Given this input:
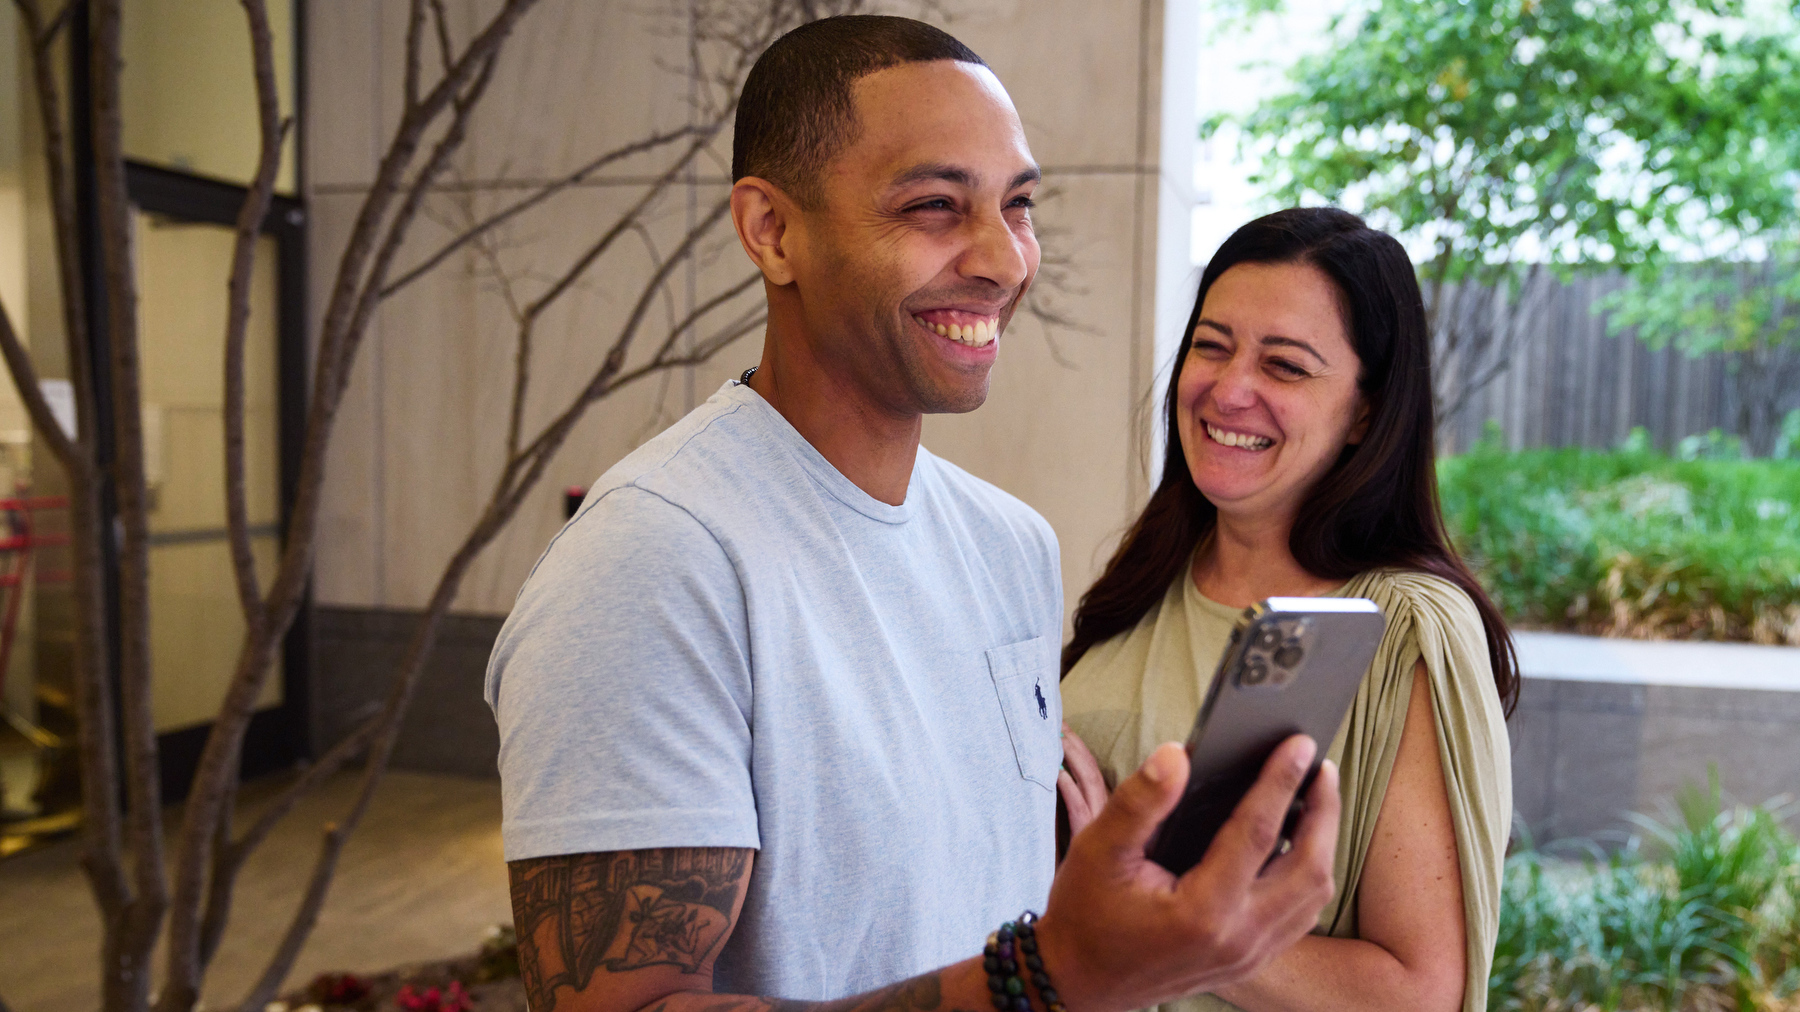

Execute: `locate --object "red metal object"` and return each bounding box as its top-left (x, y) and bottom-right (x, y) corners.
top-left (0, 495), bottom-right (70, 705)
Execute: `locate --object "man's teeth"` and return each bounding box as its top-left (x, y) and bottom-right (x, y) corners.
top-left (914, 315), bottom-right (998, 347)
top-left (1206, 423), bottom-right (1274, 450)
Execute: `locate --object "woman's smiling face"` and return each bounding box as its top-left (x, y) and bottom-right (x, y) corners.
top-left (1176, 260), bottom-right (1370, 525)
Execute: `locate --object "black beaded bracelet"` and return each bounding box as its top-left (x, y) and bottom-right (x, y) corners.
top-left (983, 912), bottom-right (1064, 1012)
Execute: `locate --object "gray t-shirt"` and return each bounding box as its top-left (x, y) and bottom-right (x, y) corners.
top-left (486, 380), bottom-right (1064, 1000)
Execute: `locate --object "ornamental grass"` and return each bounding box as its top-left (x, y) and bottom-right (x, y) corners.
top-left (1492, 781), bottom-right (1800, 1012)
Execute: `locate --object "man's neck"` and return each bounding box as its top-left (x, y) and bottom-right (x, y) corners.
top-left (745, 339), bottom-right (921, 508)
top-left (1192, 507), bottom-right (1342, 607)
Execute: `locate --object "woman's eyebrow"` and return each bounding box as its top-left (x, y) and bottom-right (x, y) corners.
top-left (1195, 318), bottom-right (1232, 336)
top-left (1260, 335), bottom-right (1327, 366)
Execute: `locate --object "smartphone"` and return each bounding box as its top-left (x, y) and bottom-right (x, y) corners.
top-left (1145, 597), bottom-right (1386, 876)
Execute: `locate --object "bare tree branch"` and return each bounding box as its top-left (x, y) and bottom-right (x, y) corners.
top-left (233, 716), bottom-right (382, 861)
top-left (194, 763), bottom-right (240, 972)
top-left (9, 1), bottom-right (127, 956)
top-left (509, 195), bottom-right (736, 477)
top-left (222, 0), bottom-right (290, 631)
top-left (381, 125), bottom-right (706, 300)
top-left (403, 0), bottom-right (427, 112)
top-left (0, 301), bottom-right (78, 468)
top-left (428, 0), bottom-right (456, 75)
top-left (90, 4), bottom-right (170, 1011)
top-left (334, 50), bottom-right (501, 408)
top-left (234, 823), bottom-right (349, 1012)
top-left (159, 4), bottom-right (544, 1003)
top-left (479, 240), bottom-right (536, 463)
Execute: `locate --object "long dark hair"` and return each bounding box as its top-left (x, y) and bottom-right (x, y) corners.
top-left (1063, 207), bottom-right (1519, 715)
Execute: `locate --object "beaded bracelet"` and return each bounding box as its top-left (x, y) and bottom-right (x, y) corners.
top-left (984, 911), bottom-right (1064, 1012)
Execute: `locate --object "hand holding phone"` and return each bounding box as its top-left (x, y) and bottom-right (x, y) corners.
top-left (1037, 736), bottom-right (1343, 1012)
top-left (1146, 597), bottom-right (1384, 876)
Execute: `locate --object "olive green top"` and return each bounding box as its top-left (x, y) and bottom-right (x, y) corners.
top-left (1061, 567), bottom-right (1511, 1012)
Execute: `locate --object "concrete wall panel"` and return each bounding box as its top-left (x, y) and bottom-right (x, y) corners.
top-left (307, 0), bottom-right (1167, 621)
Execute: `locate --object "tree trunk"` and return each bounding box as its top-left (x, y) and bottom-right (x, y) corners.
top-left (89, 2), bottom-right (168, 1009)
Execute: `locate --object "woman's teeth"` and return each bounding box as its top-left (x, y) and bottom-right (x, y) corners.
top-left (915, 315), bottom-right (998, 347)
top-left (1206, 423), bottom-right (1274, 450)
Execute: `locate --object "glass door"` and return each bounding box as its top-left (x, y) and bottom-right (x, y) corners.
top-left (124, 163), bottom-right (310, 802)
top-left (135, 210), bottom-right (285, 735)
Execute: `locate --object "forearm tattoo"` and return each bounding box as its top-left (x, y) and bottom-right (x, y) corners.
top-left (510, 848), bottom-right (750, 1005)
top-left (510, 849), bottom-right (982, 1012)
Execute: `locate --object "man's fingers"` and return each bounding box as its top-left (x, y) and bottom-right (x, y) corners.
top-left (1080, 741), bottom-right (1188, 859)
top-left (1290, 758), bottom-right (1341, 864)
top-left (1255, 758), bottom-right (1340, 913)
top-left (1182, 735), bottom-right (1317, 896)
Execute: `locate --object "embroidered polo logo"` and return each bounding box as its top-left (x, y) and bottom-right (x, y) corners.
top-left (1035, 681), bottom-right (1048, 719)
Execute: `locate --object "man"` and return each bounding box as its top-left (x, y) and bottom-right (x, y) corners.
top-left (486, 15), bottom-right (1339, 1012)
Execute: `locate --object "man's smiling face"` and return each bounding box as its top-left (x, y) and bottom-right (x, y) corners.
top-left (786, 59), bottom-right (1041, 415)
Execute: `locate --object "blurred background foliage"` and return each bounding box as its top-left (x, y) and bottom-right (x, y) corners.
top-left (1492, 779), bottom-right (1800, 1012)
top-left (1438, 426), bottom-right (1800, 644)
top-left (1235, 0), bottom-right (1800, 276)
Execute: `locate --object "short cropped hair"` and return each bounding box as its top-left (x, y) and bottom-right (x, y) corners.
top-left (732, 15), bottom-right (987, 208)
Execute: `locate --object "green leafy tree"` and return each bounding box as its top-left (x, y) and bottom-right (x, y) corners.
top-left (1598, 9), bottom-right (1800, 458)
top-left (1601, 246), bottom-right (1800, 456)
top-left (1226, 0), bottom-right (1800, 432)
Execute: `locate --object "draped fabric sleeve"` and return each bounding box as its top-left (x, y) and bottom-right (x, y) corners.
top-left (1330, 570), bottom-right (1513, 1012)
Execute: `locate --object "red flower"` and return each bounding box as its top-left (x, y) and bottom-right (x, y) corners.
top-left (309, 972), bottom-right (372, 1005)
top-left (394, 982), bottom-right (471, 1012)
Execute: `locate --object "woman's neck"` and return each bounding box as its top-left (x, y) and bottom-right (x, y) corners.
top-left (1192, 509), bottom-right (1344, 608)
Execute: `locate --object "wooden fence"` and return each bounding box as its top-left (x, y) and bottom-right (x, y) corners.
top-left (1438, 273), bottom-right (1748, 455)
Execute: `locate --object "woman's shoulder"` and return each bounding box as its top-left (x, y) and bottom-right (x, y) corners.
top-left (1347, 567), bottom-right (1486, 637)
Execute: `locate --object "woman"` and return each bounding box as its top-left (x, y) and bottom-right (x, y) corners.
top-left (1058, 208), bottom-right (1516, 1012)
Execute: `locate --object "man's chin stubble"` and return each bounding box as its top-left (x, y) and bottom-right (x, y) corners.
top-left (916, 376), bottom-right (991, 415)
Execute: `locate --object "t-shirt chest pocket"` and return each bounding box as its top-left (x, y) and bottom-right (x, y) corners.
top-left (986, 637), bottom-right (1061, 790)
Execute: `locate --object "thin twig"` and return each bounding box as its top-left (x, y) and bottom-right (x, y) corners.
top-left (507, 305), bottom-right (767, 506)
top-left (334, 50), bottom-right (500, 408)
top-left (0, 301), bottom-right (77, 467)
top-left (509, 195), bottom-right (735, 476)
top-left (222, 0), bottom-right (290, 631)
top-left (428, 0), bottom-right (455, 74)
top-left (515, 136), bottom-right (724, 335)
top-left (35, 0), bottom-right (72, 43)
top-left (380, 125), bottom-right (706, 300)
top-left (403, 0), bottom-right (426, 111)
top-left (231, 716), bottom-right (382, 862)
top-left (235, 824), bottom-right (349, 1012)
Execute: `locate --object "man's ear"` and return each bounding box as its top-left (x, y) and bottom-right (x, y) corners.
top-left (731, 178), bottom-right (799, 286)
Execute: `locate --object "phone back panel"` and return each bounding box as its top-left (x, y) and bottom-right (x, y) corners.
top-left (1146, 598), bottom-right (1386, 875)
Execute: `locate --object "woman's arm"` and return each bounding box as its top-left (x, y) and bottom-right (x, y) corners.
top-left (1210, 659), bottom-right (1467, 1012)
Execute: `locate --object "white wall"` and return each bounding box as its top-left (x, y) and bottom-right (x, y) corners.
top-left (306, 0), bottom-right (1175, 625)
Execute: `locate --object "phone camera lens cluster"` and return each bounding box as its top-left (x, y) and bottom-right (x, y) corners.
top-left (1239, 619), bottom-right (1310, 688)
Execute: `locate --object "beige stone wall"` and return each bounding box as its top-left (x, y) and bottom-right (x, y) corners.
top-left (306, 0), bottom-right (1174, 624)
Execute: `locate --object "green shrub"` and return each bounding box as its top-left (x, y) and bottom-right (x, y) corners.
top-left (1437, 432), bottom-right (1800, 643)
top-left (1492, 786), bottom-right (1800, 1011)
